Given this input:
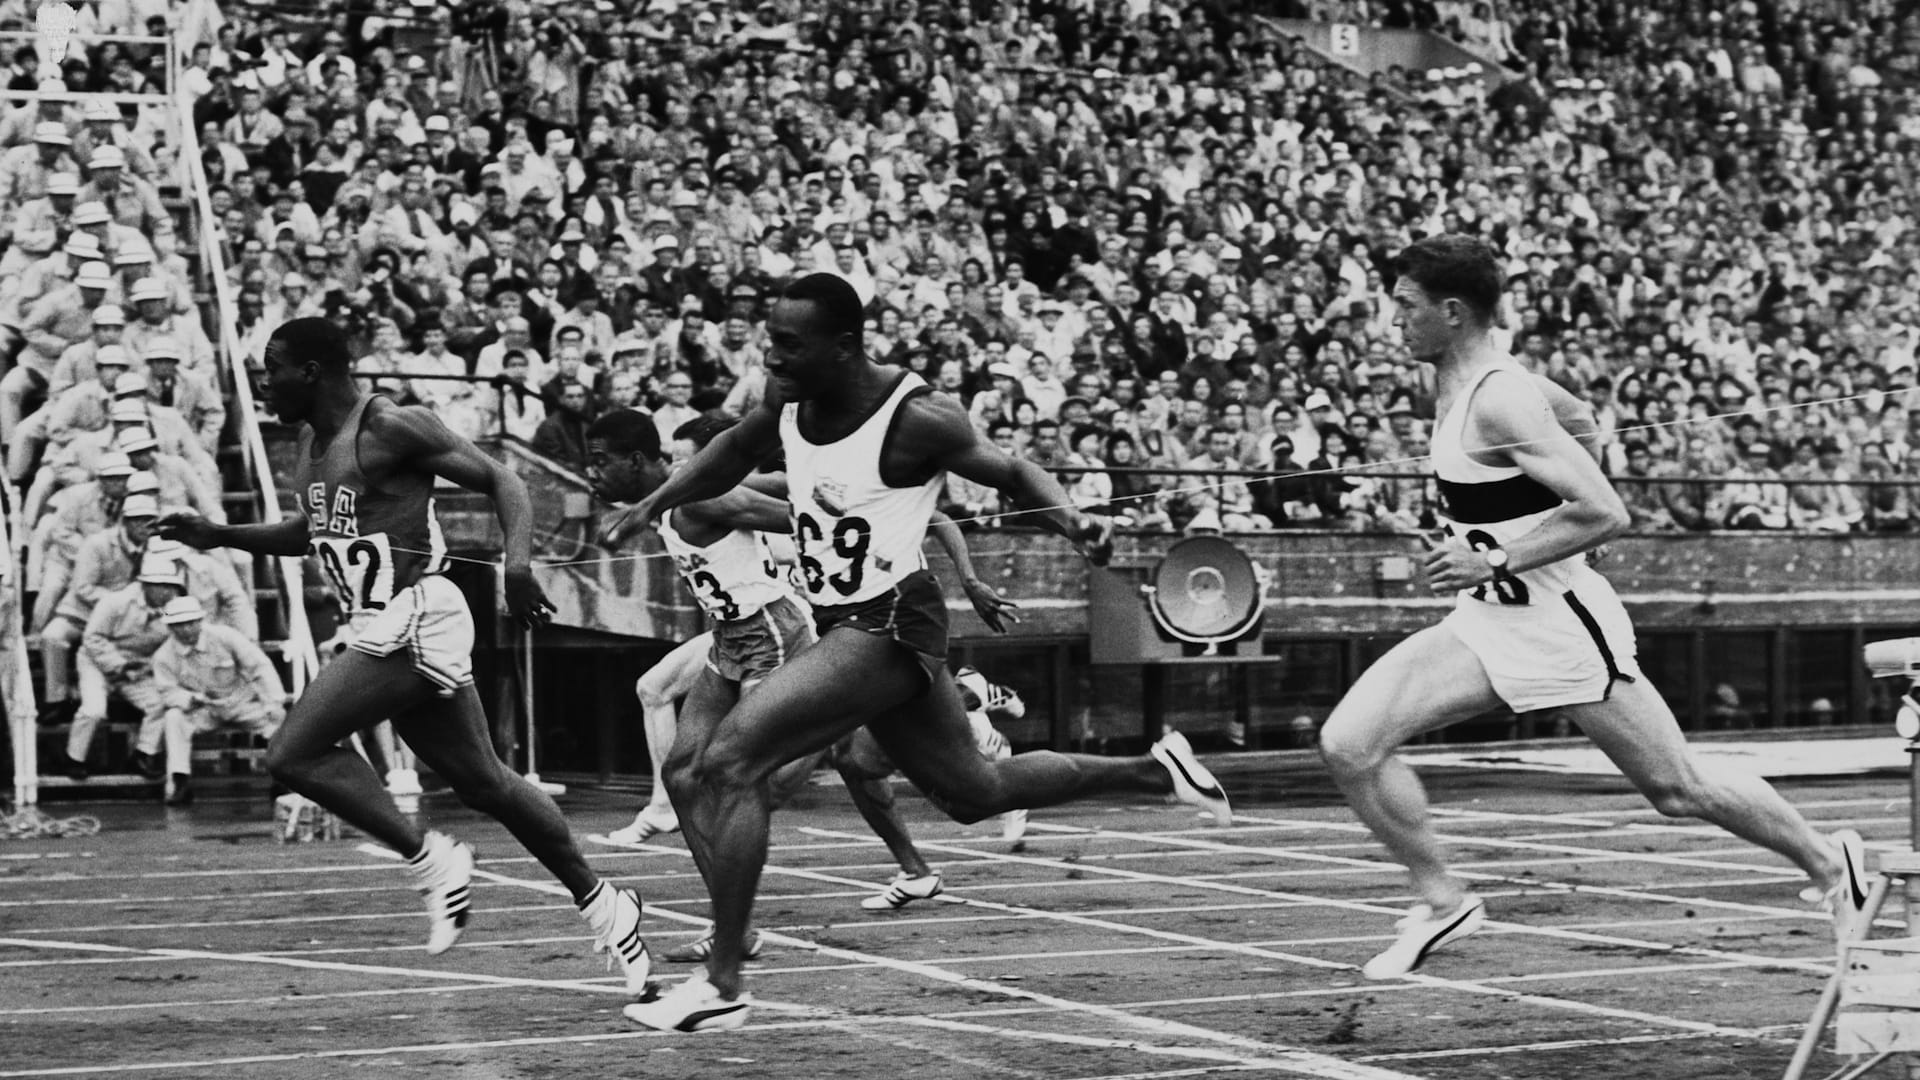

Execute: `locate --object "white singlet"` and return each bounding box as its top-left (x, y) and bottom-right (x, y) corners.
top-left (658, 508), bottom-right (789, 622)
top-left (1431, 357), bottom-right (1642, 712)
top-left (780, 371), bottom-right (943, 606)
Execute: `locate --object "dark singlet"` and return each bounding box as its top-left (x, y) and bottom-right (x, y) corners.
top-left (292, 395), bottom-right (448, 614)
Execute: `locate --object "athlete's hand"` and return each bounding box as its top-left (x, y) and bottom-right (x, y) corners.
top-left (600, 500), bottom-right (656, 548)
top-left (155, 511), bottom-right (222, 550)
top-left (961, 576), bottom-right (1021, 634)
top-left (1074, 513), bottom-right (1115, 567)
top-left (1419, 534), bottom-right (1494, 595)
top-left (505, 565), bottom-right (556, 629)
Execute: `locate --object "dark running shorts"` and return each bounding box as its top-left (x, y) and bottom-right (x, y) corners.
top-left (811, 569), bottom-right (950, 687)
top-left (707, 594), bottom-right (818, 685)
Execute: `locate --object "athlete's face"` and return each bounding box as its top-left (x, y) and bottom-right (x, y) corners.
top-left (259, 338), bottom-right (315, 422)
top-left (586, 437), bottom-right (665, 505)
top-left (764, 298), bottom-right (852, 402)
top-left (1391, 279), bottom-right (1457, 364)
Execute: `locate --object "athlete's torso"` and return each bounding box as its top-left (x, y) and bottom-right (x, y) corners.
top-left (658, 507), bottom-right (789, 622)
top-left (1431, 358), bottom-right (1584, 607)
top-left (779, 371), bottom-right (943, 606)
top-left (293, 395), bottom-right (447, 614)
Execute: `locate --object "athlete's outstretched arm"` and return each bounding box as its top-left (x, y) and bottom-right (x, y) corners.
top-left (902, 394), bottom-right (1112, 562)
top-left (1424, 373), bottom-right (1629, 593)
top-left (609, 406), bottom-right (783, 543)
top-left (156, 512), bottom-right (310, 556)
top-left (683, 485), bottom-right (793, 534)
top-left (372, 403), bottom-right (554, 626)
top-left (929, 510), bottom-right (1019, 633)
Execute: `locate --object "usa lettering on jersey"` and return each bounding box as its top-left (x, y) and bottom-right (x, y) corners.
top-left (306, 483), bottom-right (361, 536)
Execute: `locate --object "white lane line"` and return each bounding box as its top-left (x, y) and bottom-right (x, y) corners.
top-left (0, 981), bottom-right (509, 1016)
top-left (1354, 1024), bottom-right (1805, 1062)
top-left (357, 844), bottom-right (1426, 1080)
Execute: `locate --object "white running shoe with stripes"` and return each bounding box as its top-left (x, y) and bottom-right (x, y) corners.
top-left (590, 886), bottom-right (653, 994)
top-left (663, 929), bottom-right (765, 964)
top-left (624, 973), bottom-right (752, 1032)
top-left (1150, 731), bottom-right (1231, 825)
top-left (861, 872), bottom-right (944, 911)
top-left (1363, 895), bottom-right (1486, 979)
top-left (409, 831), bottom-right (473, 955)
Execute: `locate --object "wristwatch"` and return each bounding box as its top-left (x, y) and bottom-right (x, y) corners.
top-left (1482, 548), bottom-right (1510, 573)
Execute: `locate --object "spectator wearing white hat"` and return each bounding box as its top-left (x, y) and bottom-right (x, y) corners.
top-left (0, 120), bottom-right (78, 210)
top-left (106, 238), bottom-right (190, 316)
top-left (69, 98), bottom-right (155, 182)
top-left (20, 259), bottom-right (112, 376)
top-left (3, 170), bottom-right (79, 272)
top-left (75, 550), bottom-right (183, 783)
top-left (78, 144), bottom-right (164, 233)
top-left (40, 491), bottom-right (158, 729)
top-left (69, 198), bottom-right (143, 269)
top-left (30, 451), bottom-right (133, 635)
top-left (141, 337), bottom-right (225, 453)
top-left (0, 78), bottom-right (75, 150)
top-left (111, 423), bottom-right (224, 523)
top-left (47, 303), bottom-right (126, 398)
top-left (123, 276), bottom-right (216, 373)
top-left (41, 341), bottom-right (134, 460)
top-left (0, 231), bottom-right (99, 342)
top-left (153, 594), bottom-right (286, 805)
top-left (144, 537), bottom-right (255, 641)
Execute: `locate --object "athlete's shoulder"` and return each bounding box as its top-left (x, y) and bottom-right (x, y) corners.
top-left (361, 394), bottom-right (456, 449)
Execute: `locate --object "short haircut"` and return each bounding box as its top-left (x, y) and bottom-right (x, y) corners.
top-left (268, 317), bottom-right (351, 372)
top-left (673, 414), bottom-right (736, 450)
top-left (1393, 235), bottom-right (1502, 323)
top-left (585, 408), bottom-right (661, 458)
top-left (780, 272), bottom-right (865, 342)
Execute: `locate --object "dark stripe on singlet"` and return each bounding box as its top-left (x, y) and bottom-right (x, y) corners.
top-left (1437, 474), bottom-right (1562, 524)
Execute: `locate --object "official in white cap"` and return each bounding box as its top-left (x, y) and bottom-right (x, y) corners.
top-left (154, 594), bottom-right (287, 805)
top-left (79, 137), bottom-right (165, 235)
top-left (76, 548), bottom-right (185, 784)
top-left (24, 447), bottom-right (133, 640)
top-left (46, 503), bottom-right (169, 778)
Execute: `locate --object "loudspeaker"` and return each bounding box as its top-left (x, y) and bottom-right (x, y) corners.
top-left (1089, 537), bottom-right (1273, 665)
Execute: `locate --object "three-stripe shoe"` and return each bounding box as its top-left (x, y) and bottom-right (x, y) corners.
top-left (1827, 829), bottom-right (1873, 942)
top-left (410, 831), bottom-right (474, 955)
top-left (861, 872), bottom-right (944, 910)
top-left (1363, 894), bottom-right (1486, 979)
top-left (663, 929), bottom-right (765, 964)
top-left (1150, 731), bottom-right (1231, 825)
top-left (591, 887), bottom-right (653, 994)
top-left (623, 973), bottom-right (752, 1032)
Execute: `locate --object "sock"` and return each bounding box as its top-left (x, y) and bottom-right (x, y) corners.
top-left (577, 880), bottom-right (614, 934)
top-left (406, 831), bottom-right (444, 871)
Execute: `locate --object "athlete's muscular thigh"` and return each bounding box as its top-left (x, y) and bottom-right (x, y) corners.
top-left (275, 650), bottom-right (442, 759)
top-left (863, 668), bottom-right (994, 802)
top-left (695, 628), bottom-right (925, 782)
top-left (1319, 624), bottom-right (1503, 768)
top-left (638, 633), bottom-right (713, 705)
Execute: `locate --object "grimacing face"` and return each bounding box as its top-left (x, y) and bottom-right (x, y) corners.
top-left (586, 437), bottom-right (667, 505)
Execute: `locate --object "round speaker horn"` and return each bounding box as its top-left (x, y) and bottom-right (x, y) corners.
top-left (1146, 536), bottom-right (1265, 645)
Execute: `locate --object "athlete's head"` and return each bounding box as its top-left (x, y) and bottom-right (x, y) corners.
top-left (1390, 235), bottom-right (1502, 364)
top-left (259, 317), bottom-right (353, 422)
top-left (765, 273), bottom-right (865, 402)
top-left (585, 408), bottom-right (666, 504)
top-left (671, 414), bottom-right (737, 469)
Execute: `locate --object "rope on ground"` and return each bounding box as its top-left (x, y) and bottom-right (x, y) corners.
top-left (0, 805), bottom-right (102, 839)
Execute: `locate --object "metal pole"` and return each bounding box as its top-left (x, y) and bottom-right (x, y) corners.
top-left (1909, 737), bottom-right (1920, 931)
top-left (521, 623), bottom-right (563, 795)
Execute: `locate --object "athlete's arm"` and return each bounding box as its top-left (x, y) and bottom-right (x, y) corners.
top-left (610, 405), bottom-right (783, 544)
top-left (903, 393), bottom-right (1113, 564)
top-left (370, 403), bottom-right (554, 627)
top-left (1423, 373), bottom-right (1629, 593)
top-left (155, 511), bottom-right (310, 556)
top-left (929, 510), bottom-right (1020, 634)
top-left (1532, 375), bottom-right (1604, 465)
top-left (683, 485), bottom-right (794, 534)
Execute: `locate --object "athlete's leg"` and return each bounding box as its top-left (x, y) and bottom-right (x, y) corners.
top-left (264, 649), bottom-right (443, 854)
top-left (635, 633), bottom-right (711, 822)
top-left (661, 667), bottom-right (740, 898)
top-left (676, 630), bottom-right (931, 998)
top-left (831, 729), bottom-right (934, 879)
top-left (1564, 679), bottom-right (1842, 886)
top-left (868, 667), bottom-right (1171, 824)
top-left (1316, 624), bottom-right (1506, 913)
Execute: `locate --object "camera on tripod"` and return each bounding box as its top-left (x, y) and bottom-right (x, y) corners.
top-left (1864, 637), bottom-right (1920, 740)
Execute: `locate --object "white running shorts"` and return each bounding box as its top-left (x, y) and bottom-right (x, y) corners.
top-left (1441, 569), bottom-right (1642, 713)
top-left (349, 574), bottom-right (475, 697)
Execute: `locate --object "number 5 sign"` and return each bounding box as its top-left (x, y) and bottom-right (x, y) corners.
top-left (1330, 23), bottom-right (1361, 57)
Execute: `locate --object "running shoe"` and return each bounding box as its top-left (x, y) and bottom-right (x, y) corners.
top-left (605, 805), bottom-right (680, 847)
top-left (590, 886), bottom-right (653, 994)
top-left (1826, 829), bottom-right (1873, 942)
top-left (623, 972), bottom-right (752, 1032)
top-left (861, 871), bottom-right (944, 911)
top-left (409, 831), bottom-right (473, 955)
top-left (1150, 731), bottom-right (1232, 825)
top-left (1362, 894), bottom-right (1486, 979)
top-left (663, 929), bottom-right (765, 964)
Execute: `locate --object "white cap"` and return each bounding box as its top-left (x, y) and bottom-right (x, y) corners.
top-left (114, 426), bottom-right (157, 454)
top-left (126, 470), bottom-right (159, 495)
top-left (122, 493), bottom-right (159, 518)
top-left (161, 596), bottom-right (205, 624)
top-left (424, 114), bottom-right (450, 133)
top-left (137, 555), bottom-right (182, 586)
top-left (129, 277), bottom-right (166, 302)
top-left (670, 190), bottom-right (699, 208)
top-left (113, 371), bottom-right (148, 397)
top-left (142, 337), bottom-right (183, 362)
top-left (83, 99), bottom-right (116, 122)
top-left (32, 121), bottom-right (70, 145)
top-left (71, 200), bottom-right (109, 226)
top-left (112, 243), bottom-right (153, 266)
top-left (75, 260), bottom-right (111, 289)
top-left (46, 172), bottom-right (79, 195)
top-left (96, 343), bottom-right (131, 367)
top-left (87, 145), bottom-right (125, 170)
top-left (450, 203), bottom-right (478, 226)
top-left (93, 303), bottom-right (125, 326)
top-left (64, 232), bottom-right (101, 260)
top-left (95, 451), bottom-right (132, 478)
top-left (1304, 391), bottom-right (1333, 411)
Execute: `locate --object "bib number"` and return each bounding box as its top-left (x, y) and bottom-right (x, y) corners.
top-left (795, 512), bottom-right (872, 598)
top-left (1445, 525), bottom-right (1531, 606)
top-left (313, 533), bottom-right (393, 612)
top-left (689, 569), bottom-right (741, 620)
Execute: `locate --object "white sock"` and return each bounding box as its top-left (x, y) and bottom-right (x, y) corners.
top-left (406, 831), bottom-right (446, 875)
top-left (577, 880), bottom-right (615, 935)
